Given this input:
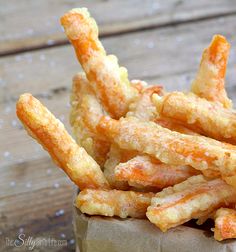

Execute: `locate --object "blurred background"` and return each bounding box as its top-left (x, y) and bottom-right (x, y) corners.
top-left (0, 0), bottom-right (236, 251)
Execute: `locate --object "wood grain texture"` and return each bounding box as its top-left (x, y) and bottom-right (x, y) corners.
top-left (1, 15), bottom-right (236, 168)
top-left (0, 182), bottom-right (75, 251)
top-left (1, 0), bottom-right (236, 55)
top-left (1, 15), bottom-right (236, 105)
top-left (1, 3), bottom-right (236, 251)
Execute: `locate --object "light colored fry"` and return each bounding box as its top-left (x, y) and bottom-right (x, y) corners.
top-left (224, 175), bottom-right (236, 189)
top-left (130, 79), bottom-right (148, 93)
top-left (146, 175), bottom-right (236, 232)
top-left (16, 93), bottom-right (110, 190)
top-left (154, 117), bottom-right (199, 135)
top-left (103, 144), bottom-right (137, 190)
top-left (214, 208), bottom-right (236, 241)
top-left (97, 116), bottom-right (236, 187)
top-left (127, 85), bottom-right (197, 135)
top-left (115, 155), bottom-right (199, 189)
top-left (70, 72), bottom-right (110, 166)
top-left (61, 8), bottom-right (138, 118)
top-left (127, 85), bottom-right (164, 121)
top-left (76, 189), bottom-right (154, 218)
top-left (153, 92), bottom-right (236, 143)
top-left (191, 35), bottom-right (231, 108)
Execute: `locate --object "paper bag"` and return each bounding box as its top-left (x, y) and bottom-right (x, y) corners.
top-left (73, 195), bottom-right (236, 252)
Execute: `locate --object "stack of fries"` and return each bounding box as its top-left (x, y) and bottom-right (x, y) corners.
top-left (16, 8), bottom-right (236, 242)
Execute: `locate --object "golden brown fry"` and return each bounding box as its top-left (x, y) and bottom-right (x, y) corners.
top-left (61, 8), bottom-right (138, 118)
top-left (115, 155), bottom-right (199, 189)
top-left (191, 35), bottom-right (232, 108)
top-left (153, 92), bottom-right (236, 143)
top-left (146, 175), bottom-right (236, 232)
top-left (214, 208), bottom-right (236, 241)
top-left (224, 175), bottom-right (236, 189)
top-left (16, 93), bottom-right (110, 190)
top-left (70, 73), bottom-right (110, 166)
top-left (76, 189), bottom-right (154, 218)
top-left (127, 85), bottom-right (164, 121)
top-left (127, 85), bottom-right (197, 135)
top-left (103, 144), bottom-right (137, 190)
top-left (130, 79), bottom-right (148, 93)
top-left (154, 117), bottom-right (199, 135)
top-left (97, 116), bottom-right (236, 187)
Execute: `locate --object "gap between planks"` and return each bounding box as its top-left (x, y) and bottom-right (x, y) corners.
top-left (1, 10), bottom-right (236, 57)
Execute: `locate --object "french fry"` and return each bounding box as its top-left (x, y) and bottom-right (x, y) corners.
top-left (154, 117), bottom-right (199, 135)
top-left (97, 116), bottom-right (236, 187)
top-left (153, 92), bottom-right (236, 143)
top-left (127, 85), bottom-right (197, 135)
top-left (70, 73), bottom-right (110, 166)
top-left (214, 208), bottom-right (236, 241)
top-left (61, 8), bottom-right (139, 118)
top-left (127, 85), bottom-right (164, 121)
top-left (191, 35), bottom-right (232, 108)
top-left (16, 93), bottom-right (110, 190)
top-left (146, 175), bottom-right (236, 232)
top-left (104, 144), bottom-right (138, 190)
top-left (115, 155), bottom-right (199, 189)
top-left (130, 79), bottom-right (148, 93)
top-left (76, 189), bottom-right (154, 218)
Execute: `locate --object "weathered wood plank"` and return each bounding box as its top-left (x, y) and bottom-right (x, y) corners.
top-left (1, 15), bottom-right (236, 169)
top-left (0, 184), bottom-right (75, 251)
top-left (0, 153), bottom-right (75, 250)
top-left (0, 156), bottom-right (72, 199)
top-left (1, 0), bottom-right (236, 54)
top-left (0, 93), bottom-right (70, 168)
top-left (1, 15), bottom-right (236, 104)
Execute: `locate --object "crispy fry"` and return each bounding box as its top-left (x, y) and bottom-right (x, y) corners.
top-left (153, 92), bottom-right (236, 143)
top-left (76, 189), bottom-right (154, 218)
top-left (115, 155), bottom-right (199, 189)
top-left (97, 116), bottom-right (236, 187)
top-left (16, 93), bottom-right (110, 190)
top-left (130, 79), bottom-right (148, 93)
top-left (127, 85), bottom-right (197, 135)
top-left (70, 73), bottom-right (110, 166)
top-left (154, 117), bottom-right (199, 135)
top-left (146, 175), bottom-right (236, 232)
top-left (127, 85), bottom-right (164, 121)
top-left (224, 175), bottom-right (236, 189)
top-left (103, 144), bottom-right (137, 190)
top-left (214, 208), bottom-right (236, 241)
top-left (191, 35), bottom-right (231, 108)
top-left (61, 8), bottom-right (138, 118)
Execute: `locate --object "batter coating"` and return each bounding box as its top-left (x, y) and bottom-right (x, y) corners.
top-left (191, 35), bottom-right (231, 108)
top-left (16, 93), bottom-right (110, 190)
top-left (76, 189), bottom-right (154, 218)
top-left (146, 175), bottom-right (236, 232)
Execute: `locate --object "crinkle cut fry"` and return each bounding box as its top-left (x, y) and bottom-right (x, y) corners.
top-left (61, 8), bottom-right (138, 118)
top-left (214, 208), bottom-right (236, 241)
top-left (16, 93), bottom-right (110, 190)
top-left (97, 116), bottom-right (236, 187)
top-left (115, 155), bottom-right (199, 189)
top-left (76, 189), bottom-right (154, 218)
top-left (70, 72), bottom-right (110, 166)
top-left (146, 175), bottom-right (236, 232)
top-left (191, 35), bottom-right (232, 108)
top-left (153, 92), bottom-right (236, 144)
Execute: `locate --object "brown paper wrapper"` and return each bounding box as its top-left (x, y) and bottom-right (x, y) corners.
top-left (73, 192), bottom-right (236, 252)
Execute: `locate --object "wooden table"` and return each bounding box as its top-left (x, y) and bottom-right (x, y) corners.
top-left (1, 0), bottom-right (236, 251)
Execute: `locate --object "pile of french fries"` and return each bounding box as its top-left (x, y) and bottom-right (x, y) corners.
top-left (16, 8), bottom-right (236, 242)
